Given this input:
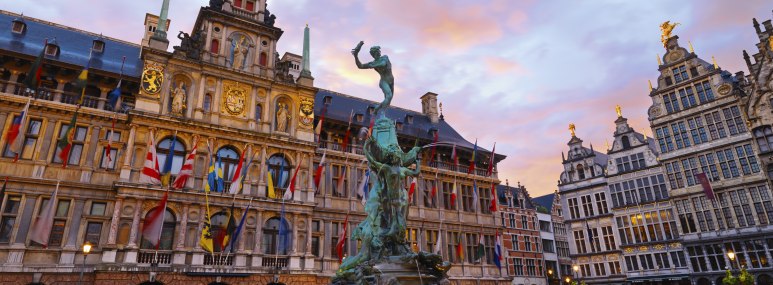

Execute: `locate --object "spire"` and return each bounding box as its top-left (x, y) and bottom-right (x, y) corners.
top-left (154, 0), bottom-right (170, 39)
top-left (712, 56), bottom-right (719, 69)
top-left (297, 24), bottom-right (314, 86)
top-left (688, 41), bottom-right (695, 53)
top-left (648, 80), bottom-right (653, 92)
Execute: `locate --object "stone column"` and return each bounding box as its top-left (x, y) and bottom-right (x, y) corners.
top-left (294, 152), bottom-right (302, 201)
top-left (97, 87), bottom-right (110, 110)
top-left (291, 213), bottom-right (299, 254)
top-left (120, 125), bottom-right (137, 180)
top-left (306, 214), bottom-right (313, 255)
top-left (107, 198), bottom-right (123, 245)
top-left (53, 80), bottom-right (66, 102)
top-left (194, 204), bottom-right (206, 251)
top-left (128, 199), bottom-right (143, 248)
top-left (4, 71), bottom-right (19, 93)
top-left (0, 113), bottom-right (8, 136)
top-left (176, 204), bottom-right (189, 250)
top-left (253, 210), bottom-right (263, 253)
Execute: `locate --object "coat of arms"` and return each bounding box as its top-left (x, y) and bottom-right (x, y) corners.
top-left (299, 98), bottom-right (314, 128)
top-left (141, 62), bottom-right (164, 95)
top-left (221, 80), bottom-right (247, 116)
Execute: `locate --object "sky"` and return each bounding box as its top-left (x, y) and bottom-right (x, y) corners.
top-left (5, 0), bottom-right (772, 197)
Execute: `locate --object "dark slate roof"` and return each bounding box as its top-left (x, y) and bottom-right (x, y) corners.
top-left (315, 89), bottom-right (503, 159)
top-left (0, 11), bottom-right (142, 77)
top-left (496, 185), bottom-right (535, 209)
top-left (532, 193), bottom-right (555, 211)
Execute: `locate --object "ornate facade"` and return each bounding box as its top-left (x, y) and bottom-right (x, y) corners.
top-left (0, 1), bottom-right (509, 285)
top-left (497, 184), bottom-right (545, 285)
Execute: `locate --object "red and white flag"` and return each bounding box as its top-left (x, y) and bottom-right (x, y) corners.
top-left (283, 163), bottom-right (302, 200)
top-left (489, 182), bottom-right (498, 212)
top-left (228, 148), bottom-right (247, 194)
top-left (486, 142), bottom-right (496, 177)
top-left (336, 165), bottom-right (348, 197)
top-left (29, 181), bottom-right (60, 247)
top-left (336, 214), bottom-right (349, 263)
top-left (451, 144), bottom-right (459, 168)
top-left (313, 151), bottom-right (327, 192)
top-left (408, 177), bottom-right (417, 204)
top-left (6, 98), bottom-right (31, 161)
top-left (139, 130), bottom-right (162, 185)
top-left (141, 190), bottom-right (169, 249)
top-left (450, 181), bottom-right (458, 209)
top-left (105, 114), bottom-right (117, 162)
top-left (172, 136), bottom-right (199, 189)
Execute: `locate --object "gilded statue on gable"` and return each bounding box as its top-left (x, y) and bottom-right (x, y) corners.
top-left (660, 21), bottom-right (680, 47)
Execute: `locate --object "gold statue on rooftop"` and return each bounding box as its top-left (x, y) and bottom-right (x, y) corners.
top-left (660, 21), bottom-right (680, 47)
top-left (569, 123), bottom-right (576, 137)
top-left (615, 105), bottom-right (622, 118)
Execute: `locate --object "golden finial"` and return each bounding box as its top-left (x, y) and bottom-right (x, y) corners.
top-left (615, 105), bottom-right (622, 118)
top-left (688, 41), bottom-right (695, 53)
top-left (660, 21), bottom-right (680, 48)
top-left (657, 54), bottom-right (662, 66)
top-left (643, 132), bottom-right (648, 140)
top-left (605, 139), bottom-right (610, 151)
top-left (568, 123), bottom-right (576, 137)
top-left (648, 80), bottom-right (654, 92)
top-left (712, 56), bottom-right (718, 69)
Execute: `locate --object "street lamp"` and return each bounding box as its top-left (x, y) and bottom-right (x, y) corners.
top-left (565, 276), bottom-right (571, 285)
top-left (727, 250), bottom-right (736, 272)
top-left (79, 241), bottom-right (92, 285)
top-left (573, 264), bottom-right (580, 284)
top-left (547, 268), bottom-right (553, 285)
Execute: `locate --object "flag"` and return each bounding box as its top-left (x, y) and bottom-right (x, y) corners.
top-left (336, 166), bottom-right (347, 197)
top-left (199, 211), bottom-right (214, 253)
top-left (172, 136), bottom-right (198, 189)
top-left (475, 234), bottom-right (485, 263)
top-left (22, 39), bottom-right (46, 91)
top-left (30, 181), bottom-right (60, 247)
top-left (106, 56), bottom-right (125, 111)
top-left (139, 130), bottom-right (162, 185)
top-left (160, 132), bottom-right (177, 186)
top-left (56, 108), bottom-right (80, 167)
top-left (456, 236), bottom-right (464, 260)
top-left (204, 144), bottom-right (217, 193)
top-left (314, 151), bottom-right (327, 192)
top-left (278, 203), bottom-right (290, 253)
top-left (450, 181), bottom-right (457, 209)
top-left (367, 116), bottom-right (375, 137)
top-left (696, 173), bottom-right (715, 200)
top-left (489, 182), bottom-right (498, 212)
top-left (433, 230), bottom-right (442, 255)
top-left (5, 98), bottom-right (31, 161)
top-left (283, 163), bottom-right (301, 200)
top-left (267, 168), bottom-right (278, 199)
top-left (228, 148), bottom-right (247, 194)
top-left (430, 180), bottom-right (437, 205)
top-left (408, 177), bottom-right (417, 204)
top-left (228, 201), bottom-right (250, 253)
top-left (487, 142), bottom-right (496, 177)
top-left (468, 139), bottom-right (478, 174)
top-left (219, 203), bottom-right (237, 251)
top-left (74, 53), bottom-right (91, 105)
top-left (493, 230), bottom-right (502, 270)
top-left (358, 169), bottom-right (370, 205)
top-left (341, 110), bottom-right (353, 152)
top-left (336, 214), bottom-right (349, 263)
top-left (216, 153), bottom-right (225, 192)
top-left (472, 180), bottom-right (479, 212)
top-left (314, 106), bottom-right (326, 141)
top-left (141, 190), bottom-right (169, 249)
top-left (586, 223), bottom-right (596, 250)
top-left (105, 114), bottom-right (116, 163)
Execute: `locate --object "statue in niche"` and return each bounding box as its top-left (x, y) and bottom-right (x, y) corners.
top-left (231, 35), bottom-right (248, 70)
top-left (275, 102), bottom-right (289, 132)
top-left (170, 81), bottom-right (187, 116)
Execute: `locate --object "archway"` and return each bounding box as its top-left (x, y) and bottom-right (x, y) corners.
top-left (263, 217), bottom-right (291, 255)
top-left (140, 208), bottom-right (176, 250)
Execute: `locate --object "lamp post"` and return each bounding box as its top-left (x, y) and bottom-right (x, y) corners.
top-left (547, 268), bottom-right (553, 285)
top-left (565, 276), bottom-right (571, 285)
top-left (572, 264), bottom-right (580, 284)
top-left (79, 241), bottom-right (92, 285)
top-left (727, 250), bottom-right (736, 273)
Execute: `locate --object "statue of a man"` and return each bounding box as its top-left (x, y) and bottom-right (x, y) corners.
top-left (276, 103), bottom-right (289, 132)
top-left (352, 41), bottom-right (393, 115)
top-left (170, 82), bottom-right (187, 116)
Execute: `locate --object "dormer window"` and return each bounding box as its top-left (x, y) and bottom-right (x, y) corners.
top-left (405, 115), bottom-right (413, 124)
top-left (367, 106), bottom-right (374, 115)
top-left (355, 113), bottom-right (364, 123)
top-left (11, 18), bottom-right (26, 34)
top-left (396, 121), bottom-right (403, 131)
top-left (323, 96), bottom-right (332, 105)
top-left (92, 39), bottom-right (105, 53)
top-left (45, 43), bottom-right (59, 57)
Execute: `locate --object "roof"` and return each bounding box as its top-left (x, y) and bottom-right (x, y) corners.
top-left (496, 184), bottom-right (535, 209)
top-left (0, 10), bottom-right (143, 77)
top-left (532, 193), bottom-right (555, 211)
top-left (315, 89), bottom-right (505, 160)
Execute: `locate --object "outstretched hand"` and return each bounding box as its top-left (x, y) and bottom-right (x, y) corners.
top-left (352, 41), bottom-right (364, 56)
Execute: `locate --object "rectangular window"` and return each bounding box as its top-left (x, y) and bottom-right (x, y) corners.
top-left (581, 195), bottom-right (594, 217)
top-left (90, 202), bottom-right (106, 216)
top-left (84, 221), bottom-right (102, 245)
top-left (678, 86), bottom-right (697, 109)
top-left (53, 125), bottom-right (88, 166)
top-left (705, 111), bottom-right (727, 140)
top-left (673, 65), bottom-right (689, 83)
top-left (568, 198), bottom-right (580, 219)
top-left (99, 131), bottom-right (121, 170)
top-left (461, 184), bottom-right (474, 212)
top-left (514, 258), bottom-right (524, 275)
top-left (479, 184), bottom-right (492, 214)
top-left (663, 92), bottom-right (680, 114)
top-left (542, 238), bottom-right (555, 253)
top-left (426, 230), bottom-right (438, 255)
top-left (602, 226), bottom-right (616, 250)
top-left (595, 192), bottom-right (609, 215)
top-left (3, 118), bottom-right (42, 160)
top-left (465, 233), bottom-right (477, 263)
top-left (573, 230), bottom-right (587, 254)
top-left (672, 121), bottom-right (691, 149)
top-left (656, 126), bottom-right (675, 153)
top-left (442, 182), bottom-right (454, 210)
top-left (0, 196), bottom-right (22, 243)
top-left (331, 165), bottom-right (348, 197)
top-left (723, 106), bottom-right (747, 136)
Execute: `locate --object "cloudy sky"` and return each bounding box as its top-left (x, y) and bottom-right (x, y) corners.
top-left (5, 0), bottom-right (772, 197)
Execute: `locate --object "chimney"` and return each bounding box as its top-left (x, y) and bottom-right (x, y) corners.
top-left (420, 92), bottom-right (439, 123)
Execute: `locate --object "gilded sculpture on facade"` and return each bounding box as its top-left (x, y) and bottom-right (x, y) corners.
top-left (170, 81), bottom-right (187, 116)
top-left (141, 62), bottom-right (164, 96)
top-left (660, 21), bottom-right (679, 47)
top-left (232, 35), bottom-right (248, 70)
top-left (298, 98), bottom-right (314, 128)
top-left (222, 81), bottom-right (247, 116)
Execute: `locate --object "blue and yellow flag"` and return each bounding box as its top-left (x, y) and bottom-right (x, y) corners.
top-left (216, 153), bottom-right (225, 192)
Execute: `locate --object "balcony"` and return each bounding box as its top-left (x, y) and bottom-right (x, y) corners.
top-left (1, 80), bottom-right (135, 114)
top-left (261, 256), bottom-right (289, 268)
top-left (137, 250), bottom-right (172, 265)
top-left (204, 253), bottom-right (234, 266)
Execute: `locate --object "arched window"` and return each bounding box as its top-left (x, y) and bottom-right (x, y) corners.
top-left (255, 104), bottom-right (262, 122)
top-left (267, 154), bottom-right (291, 190)
top-left (141, 208), bottom-right (175, 250)
top-left (259, 52), bottom-right (267, 66)
top-left (210, 39), bottom-right (220, 54)
top-left (203, 94), bottom-right (212, 112)
top-left (621, 136), bottom-right (631, 149)
top-left (577, 164), bottom-right (586, 180)
top-left (157, 137), bottom-right (186, 176)
top-left (262, 217), bottom-right (290, 255)
top-left (216, 147), bottom-right (240, 188)
top-left (210, 212), bottom-right (229, 252)
top-left (754, 126), bottom-right (773, 153)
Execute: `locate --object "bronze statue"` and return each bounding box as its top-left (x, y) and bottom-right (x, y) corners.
top-left (352, 41), bottom-right (394, 115)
